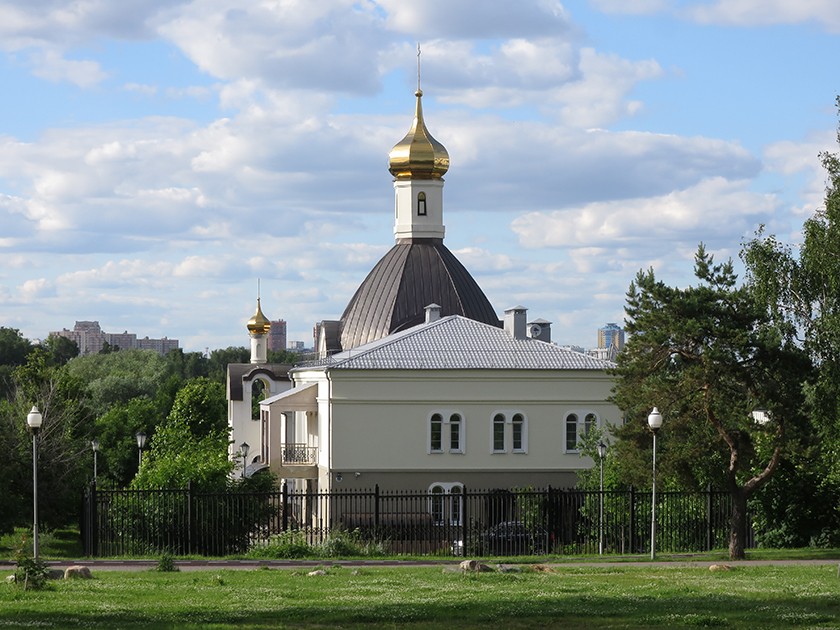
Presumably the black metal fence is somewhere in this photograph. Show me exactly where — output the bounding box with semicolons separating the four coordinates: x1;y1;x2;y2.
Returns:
81;484;753;557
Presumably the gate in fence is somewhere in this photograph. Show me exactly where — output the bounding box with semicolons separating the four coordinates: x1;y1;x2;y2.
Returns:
81;483;752;557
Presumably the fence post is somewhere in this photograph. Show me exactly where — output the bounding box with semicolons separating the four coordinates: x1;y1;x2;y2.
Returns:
461;485;468;556
282;481;289;531
186;481;193;555
628;486;635;555
374;484;380;529
706;483;712;551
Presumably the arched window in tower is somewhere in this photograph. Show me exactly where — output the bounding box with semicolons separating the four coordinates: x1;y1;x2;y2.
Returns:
251;379;268;421
417;191;427;216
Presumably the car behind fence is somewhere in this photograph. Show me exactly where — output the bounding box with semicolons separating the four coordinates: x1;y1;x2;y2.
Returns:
81;484;753;557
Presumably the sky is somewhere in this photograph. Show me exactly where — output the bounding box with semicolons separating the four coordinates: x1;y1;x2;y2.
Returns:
1;0;838;353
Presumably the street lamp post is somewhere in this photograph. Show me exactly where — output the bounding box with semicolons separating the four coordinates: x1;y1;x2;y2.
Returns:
91;439;99;485
648;407;663;560
239;442;250;479
26;406;43;559
135;431;147;469
597;440;607;555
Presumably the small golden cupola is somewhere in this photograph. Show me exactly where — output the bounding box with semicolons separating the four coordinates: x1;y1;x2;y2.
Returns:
247;298;271;337
388;89;450;180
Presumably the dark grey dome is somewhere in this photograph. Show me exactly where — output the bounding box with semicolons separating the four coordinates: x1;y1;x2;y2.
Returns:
339;239;499;351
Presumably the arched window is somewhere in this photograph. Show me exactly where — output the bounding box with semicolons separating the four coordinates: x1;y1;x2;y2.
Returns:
449;413;462;453
430;485;445;524
429;411;464;454
429;482;463;525
430;413;443;453
493;413;505;452
565;413;578;451
512;413;526;452
492;411;528;453
417;191;427;216
251;379;268;420
565;411;599;452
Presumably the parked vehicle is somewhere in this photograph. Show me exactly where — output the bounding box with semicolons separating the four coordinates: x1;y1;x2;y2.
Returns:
481;521;547;555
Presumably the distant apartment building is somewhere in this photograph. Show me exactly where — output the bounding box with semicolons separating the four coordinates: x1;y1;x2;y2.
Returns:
52;321;179;356
288;340;306;352
267;319;287;353
597;323;625;352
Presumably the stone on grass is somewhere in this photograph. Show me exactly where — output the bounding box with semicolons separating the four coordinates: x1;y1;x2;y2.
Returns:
531;564;555;573
307;569;327;576
5;574;15;584
708;564;732;572
459;559;493;573
64;565;93;579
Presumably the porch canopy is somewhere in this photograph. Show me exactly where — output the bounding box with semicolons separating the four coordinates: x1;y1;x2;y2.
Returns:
261;382;318;413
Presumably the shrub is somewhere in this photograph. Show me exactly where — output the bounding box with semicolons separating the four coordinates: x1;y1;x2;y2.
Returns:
317;529;386;558
13;538;50;590
251;530;313;559
156;552;179;572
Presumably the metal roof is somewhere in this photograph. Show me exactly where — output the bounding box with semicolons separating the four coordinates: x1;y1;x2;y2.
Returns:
338;240;500;352
300;315;615;371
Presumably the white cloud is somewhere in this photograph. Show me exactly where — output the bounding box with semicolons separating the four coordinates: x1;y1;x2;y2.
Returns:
379;0;573;38
510;177;779;249
29;48;106;86
683;0;840;32
592;0;840;32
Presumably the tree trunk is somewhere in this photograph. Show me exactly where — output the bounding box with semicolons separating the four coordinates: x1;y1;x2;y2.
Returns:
728;488;748;560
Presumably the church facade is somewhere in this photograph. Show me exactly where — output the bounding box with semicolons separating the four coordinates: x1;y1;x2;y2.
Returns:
228;86;620;492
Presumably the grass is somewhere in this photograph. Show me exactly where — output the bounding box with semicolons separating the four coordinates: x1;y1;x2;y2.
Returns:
1;563;839;628
0;528;83;560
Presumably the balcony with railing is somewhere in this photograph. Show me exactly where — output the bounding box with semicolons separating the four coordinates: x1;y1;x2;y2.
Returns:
280;443;318;468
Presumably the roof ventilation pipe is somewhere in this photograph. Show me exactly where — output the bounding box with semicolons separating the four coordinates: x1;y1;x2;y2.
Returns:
425;303;442;323
504;306;527;340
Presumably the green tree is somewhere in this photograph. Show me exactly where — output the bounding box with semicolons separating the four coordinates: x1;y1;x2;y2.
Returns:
611;245;809;559
7;349;94;529
166;377;227;437
133;377;231;491
64;349;172;417
741;96;840;544
41;334;79;366
207;346;249;382
94;398;163;486
165;348;210;381
0;327;34;398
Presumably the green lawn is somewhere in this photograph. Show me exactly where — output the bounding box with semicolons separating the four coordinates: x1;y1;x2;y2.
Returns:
2;564;839;629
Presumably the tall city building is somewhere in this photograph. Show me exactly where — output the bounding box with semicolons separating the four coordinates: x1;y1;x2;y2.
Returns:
267;319;287;353
597;323;625;352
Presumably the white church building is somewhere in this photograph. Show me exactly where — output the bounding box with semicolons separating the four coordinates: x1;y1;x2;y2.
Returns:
227;85;621;493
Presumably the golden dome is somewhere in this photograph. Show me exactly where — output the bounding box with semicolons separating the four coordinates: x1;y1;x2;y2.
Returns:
247;298;271;336
388;89;450;180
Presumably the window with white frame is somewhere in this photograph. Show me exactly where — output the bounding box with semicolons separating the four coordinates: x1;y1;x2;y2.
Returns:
429;411;464;454
417;191;427;216
491;411;528;453
429;482;463;525
565;411;598;452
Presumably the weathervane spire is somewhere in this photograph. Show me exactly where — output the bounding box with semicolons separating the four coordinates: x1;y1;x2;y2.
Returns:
417;42;421;92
